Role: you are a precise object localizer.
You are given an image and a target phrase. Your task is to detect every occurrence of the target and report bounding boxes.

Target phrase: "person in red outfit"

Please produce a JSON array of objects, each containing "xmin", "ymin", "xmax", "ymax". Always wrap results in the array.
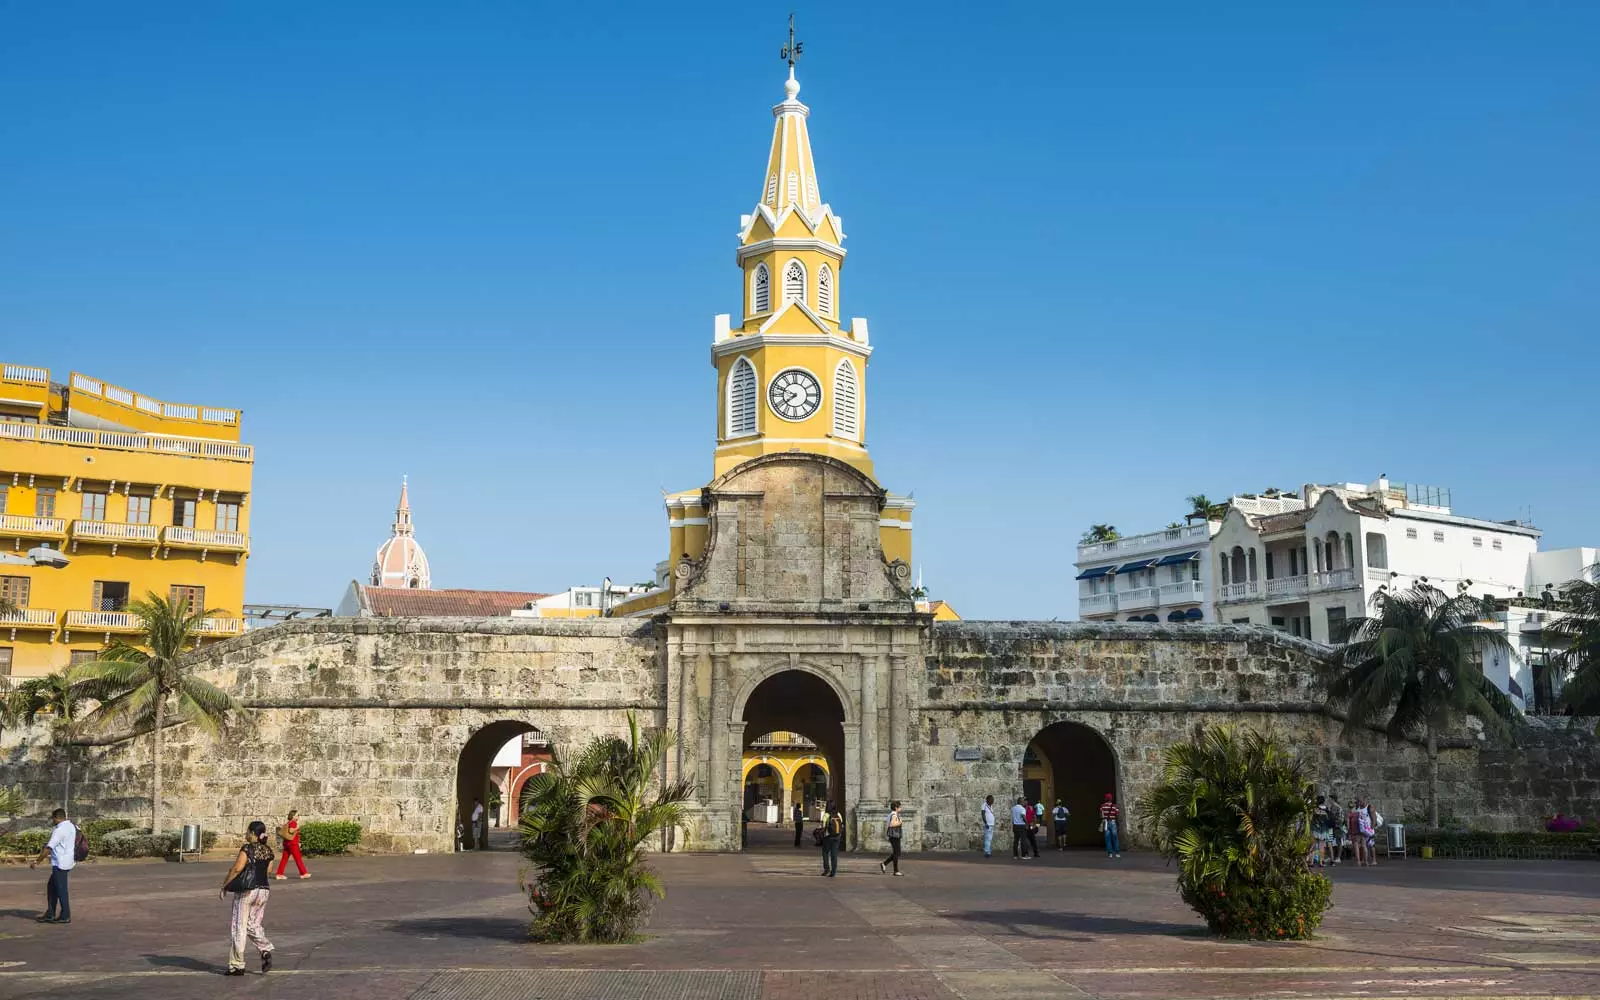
[{"xmin": 274, "ymin": 810, "xmax": 310, "ymax": 880}]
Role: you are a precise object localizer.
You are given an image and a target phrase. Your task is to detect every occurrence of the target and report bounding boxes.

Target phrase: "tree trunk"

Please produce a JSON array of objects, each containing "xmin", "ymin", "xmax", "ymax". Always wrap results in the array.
[
  {"xmin": 152, "ymin": 695, "xmax": 165, "ymax": 835},
  {"xmin": 1426, "ymin": 726, "xmax": 1439, "ymax": 828},
  {"xmin": 62, "ymin": 744, "xmax": 72, "ymax": 818}
]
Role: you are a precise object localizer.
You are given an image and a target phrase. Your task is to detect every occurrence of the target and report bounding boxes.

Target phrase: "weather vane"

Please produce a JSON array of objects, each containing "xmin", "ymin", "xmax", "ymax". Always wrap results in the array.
[{"xmin": 780, "ymin": 12, "xmax": 803, "ymax": 71}]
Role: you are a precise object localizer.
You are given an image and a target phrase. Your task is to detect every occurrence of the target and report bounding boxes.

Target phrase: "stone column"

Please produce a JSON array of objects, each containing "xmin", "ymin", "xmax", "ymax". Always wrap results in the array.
[
  {"xmin": 889, "ymin": 652, "xmax": 909, "ymax": 802},
  {"xmin": 841, "ymin": 721, "xmax": 861, "ymax": 849},
  {"xmin": 709, "ymin": 653, "xmax": 730, "ymax": 807},
  {"xmin": 858, "ymin": 653, "xmax": 881, "ymax": 808}
]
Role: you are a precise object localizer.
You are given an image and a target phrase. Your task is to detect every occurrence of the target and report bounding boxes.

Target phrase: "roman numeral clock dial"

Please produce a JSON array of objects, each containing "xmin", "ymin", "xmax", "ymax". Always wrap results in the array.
[{"xmin": 767, "ymin": 368, "xmax": 822, "ymax": 421}]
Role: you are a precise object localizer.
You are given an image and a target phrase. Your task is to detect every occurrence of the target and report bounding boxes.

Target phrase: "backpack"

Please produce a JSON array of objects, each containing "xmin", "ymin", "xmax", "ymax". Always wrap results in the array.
[
  {"xmin": 825, "ymin": 813, "xmax": 842, "ymax": 837},
  {"xmin": 73, "ymin": 827, "xmax": 89, "ymax": 863}
]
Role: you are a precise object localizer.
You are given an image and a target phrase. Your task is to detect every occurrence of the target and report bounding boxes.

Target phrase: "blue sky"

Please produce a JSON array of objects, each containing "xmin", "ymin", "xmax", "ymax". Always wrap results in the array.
[{"xmin": 2, "ymin": 2, "xmax": 1596, "ymax": 619}]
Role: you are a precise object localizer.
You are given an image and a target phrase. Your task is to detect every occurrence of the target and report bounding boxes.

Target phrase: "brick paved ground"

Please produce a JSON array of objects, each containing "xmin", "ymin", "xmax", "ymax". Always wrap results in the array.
[{"xmin": 2, "ymin": 840, "xmax": 1598, "ymax": 999}]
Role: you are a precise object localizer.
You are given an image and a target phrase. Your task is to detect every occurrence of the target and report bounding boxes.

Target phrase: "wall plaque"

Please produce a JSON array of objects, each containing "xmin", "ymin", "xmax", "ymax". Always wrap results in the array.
[{"xmin": 953, "ymin": 746, "xmax": 982, "ymax": 762}]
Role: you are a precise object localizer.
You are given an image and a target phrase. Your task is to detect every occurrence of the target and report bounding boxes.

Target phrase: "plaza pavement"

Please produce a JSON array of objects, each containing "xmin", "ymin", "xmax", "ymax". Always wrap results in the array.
[{"xmin": 2, "ymin": 830, "xmax": 1598, "ymax": 1000}]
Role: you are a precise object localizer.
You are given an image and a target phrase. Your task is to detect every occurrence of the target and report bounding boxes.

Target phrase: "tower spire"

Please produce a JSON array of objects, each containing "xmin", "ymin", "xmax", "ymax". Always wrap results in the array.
[
  {"xmin": 393, "ymin": 475, "xmax": 414, "ymax": 536},
  {"xmin": 758, "ymin": 14, "xmax": 820, "ymax": 213}
]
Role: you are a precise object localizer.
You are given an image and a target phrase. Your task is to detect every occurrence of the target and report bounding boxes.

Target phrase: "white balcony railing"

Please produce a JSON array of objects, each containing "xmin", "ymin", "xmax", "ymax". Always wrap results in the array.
[
  {"xmin": 0, "ymin": 421, "xmax": 252, "ymax": 461},
  {"xmin": 1077, "ymin": 523, "xmax": 1210, "ymax": 559},
  {"xmin": 1266, "ymin": 575, "xmax": 1309, "ymax": 599},
  {"xmin": 164, "ymin": 526, "xmax": 248, "ymax": 550},
  {"xmin": 0, "ymin": 513, "xmax": 67, "ymax": 536},
  {"xmin": 64, "ymin": 610, "xmax": 141, "ymax": 631},
  {"xmin": 1313, "ymin": 569, "xmax": 1358, "ymax": 591},
  {"xmin": 71, "ymin": 520, "xmax": 160, "ymax": 543},
  {"xmin": 1117, "ymin": 587, "xmax": 1158, "ymax": 610},
  {"xmin": 195, "ymin": 617, "xmax": 245, "ymax": 635},
  {"xmin": 1367, "ymin": 567, "xmax": 1391, "ymax": 581},
  {"xmin": 1158, "ymin": 580, "xmax": 1205, "ymax": 604},
  {"xmin": 1218, "ymin": 581, "xmax": 1260, "ymax": 602},
  {"xmin": 0, "ymin": 608, "xmax": 56, "ymax": 628},
  {"xmin": 2, "ymin": 364, "xmax": 49, "ymax": 385},
  {"xmin": 1079, "ymin": 593, "xmax": 1116, "ymax": 614}
]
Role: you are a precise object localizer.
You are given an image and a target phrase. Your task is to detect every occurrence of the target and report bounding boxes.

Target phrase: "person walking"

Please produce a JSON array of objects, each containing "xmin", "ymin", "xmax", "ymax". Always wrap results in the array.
[
  {"xmin": 471, "ymin": 798, "xmax": 486, "ymax": 850},
  {"xmin": 980, "ymin": 795, "xmax": 996, "ymax": 858},
  {"xmin": 31, "ymin": 808, "xmax": 78, "ymax": 925},
  {"xmin": 1310, "ymin": 794, "xmax": 1333, "ymax": 867},
  {"xmin": 1052, "ymin": 799, "xmax": 1070, "ymax": 851},
  {"xmin": 1010, "ymin": 796, "xmax": 1030, "ymax": 859},
  {"xmin": 219, "ymin": 820, "xmax": 276, "ymax": 976},
  {"xmin": 820, "ymin": 802, "xmax": 843, "ymax": 877},
  {"xmin": 1327, "ymin": 792, "xmax": 1345, "ymax": 865},
  {"xmin": 274, "ymin": 809, "xmax": 310, "ymax": 880},
  {"xmin": 1024, "ymin": 800, "xmax": 1042, "ymax": 860},
  {"xmin": 879, "ymin": 800, "xmax": 905, "ymax": 876},
  {"xmin": 1100, "ymin": 793, "xmax": 1122, "ymax": 858},
  {"xmin": 1362, "ymin": 799, "xmax": 1383, "ymax": 867},
  {"xmin": 793, "ymin": 801, "xmax": 805, "ymax": 848}
]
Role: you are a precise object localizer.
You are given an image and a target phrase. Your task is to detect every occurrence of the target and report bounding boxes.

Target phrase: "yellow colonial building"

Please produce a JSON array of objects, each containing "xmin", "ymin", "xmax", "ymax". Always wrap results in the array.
[
  {"xmin": 614, "ymin": 63, "xmax": 913, "ymax": 616},
  {"xmin": 0, "ymin": 363, "xmax": 252, "ymax": 677}
]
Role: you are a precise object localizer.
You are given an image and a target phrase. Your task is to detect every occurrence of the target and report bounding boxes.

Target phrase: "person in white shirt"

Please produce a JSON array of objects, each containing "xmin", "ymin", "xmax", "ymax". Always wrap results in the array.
[
  {"xmin": 1052, "ymin": 800, "xmax": 1070, "ymax": 851},
  {"xmin": 980, "ymin": 795, "xmax": 996, "ymax": 858},
  {"xmin": 31, "ymin": 808, "xmax": 77, "ymax": 924},
  {"xmin": 470, "ymin": 798, "xmax": 486, "ymax": 850},
  {"xmin": 1010, "ymin": 797, "xmax": 1032, "ymax": 859}
]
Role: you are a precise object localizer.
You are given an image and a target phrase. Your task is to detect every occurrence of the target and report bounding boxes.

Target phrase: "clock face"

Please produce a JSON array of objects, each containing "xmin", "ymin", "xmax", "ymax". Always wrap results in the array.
[{"xmin": 767, "ymin": 367, "xmax": 822, "ymax": 421}]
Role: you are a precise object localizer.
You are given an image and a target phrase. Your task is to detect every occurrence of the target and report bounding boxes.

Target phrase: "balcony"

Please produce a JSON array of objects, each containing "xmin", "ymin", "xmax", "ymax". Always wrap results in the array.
[
  {"xmin": 0, "ymin": 513, "xmax": 68, "ymax": 541},
  {"xmin": 1266, "ymin": 575, "xmax": 1309, "ymax": 600},
  {"xmin": 195, "ymin": 617, "xmax": 245, "ymax": 636},
  {"xmin": 0, "ymin": 608, "xmax": 57, "ymax": 632},
  {"xmin": 1367, "ymin": 567, "xmax": 1392, "ymax": 582},
  {"xmin": 70, "ymin": 519, "xmax": 160, "ymax": 550},
  {"xmin": 163, "ymin": 526, "xmax": 248, "ymax": 561},
  {"xmin": 1117, "ymin": 587, "xmax": 1157, "ymax": 610},
  {"xmin": 1218, "ymin": 581, "xmax": 1260, "ymax": 602},
  {"xmin": 1313, "ymin": 569, "xmax": 1358, "ymax": 591},
  {"xmin": 63, "ymin": 609, "xmax": 143, "ymax": 637},
  {"xmin": 0, "ymin": 421, "xmax": 252, "ymax": 462},
  {"xmin": 1158, "ymin": 580, "xmax": 1205, "ymax": 605},
  {"xmin": 1080, "ymin": 593, "xmax": 1117, "ymax": 615},
  {"xmin": 68, "ymin": 371, "xmax": 242, "ymax": 441},
  {"xmin": 1078, "ymin": 523, "xmax": 1210, "ymax": 560}
]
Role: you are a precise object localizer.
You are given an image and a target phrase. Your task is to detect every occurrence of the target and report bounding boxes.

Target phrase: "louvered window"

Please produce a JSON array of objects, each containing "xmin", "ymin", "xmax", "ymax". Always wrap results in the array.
[
  {"xmin": 752, "ymin": 264, "xmax": 770, "ymax": 314},
  {"xmin": 832, "ymin": 361, "xmax": 859, "ymax": 439},
  {"xmin": 787, "ymin": 171, "xmax": 799, "ymax": 204},
  {"xmin": 806, "ymin": 174, "xmax": 818, "ymax": 205},
  {"xmin": 783, "ymin": 260, "xmax": 805, "ymax": 304},
  {"xmin": 817, "ymin": 264, "xmax": 834, "ymax": 317},
  {"xmin": 728, "ymin": 358, "xmax": 757, "ymax": 437},
  {"xmin": 765, "ymin": 174, "xmax": 778, "ymax": 206}
]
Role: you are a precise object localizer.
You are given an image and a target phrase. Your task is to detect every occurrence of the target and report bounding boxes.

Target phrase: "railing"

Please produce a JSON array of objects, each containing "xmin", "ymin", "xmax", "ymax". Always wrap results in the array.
[
  {"xmin": 1117, "ymin": 587, "xmax": 1157, "ymax": 610},
  {"xmin": 1313, "ymin": 569, "xmax": 1357, "ymax": 591},
  {"xmin": 1367, "ymin": 567, "xmax": 1391, "ymax": 581},
  {"xmin": 2, "ymin": 363, "xmax": 49, "ymax": 385},
  {"xmin": 1079, "ymin": 593, "xmax": 1116, "ymax": 614},
  {"xmin": 0, "ymin": 513, "xmax": 67, "ymax": 536},
  {"xmin": 70, "ymin": 520, "xmax": 160, "ymax": 543},
  {"xmin": 1158, "ymin": 580, "xmax": 1205, "ymax": 604},
  {"xmin": 0, "ymin": 608, "xmax": 56, "ymax": 627},
  {"xmin": 164, "ymin": 526, "xmax": 248, "ymax": 549},
  {"xmin": 1077, "ymin": 523, "xmax": 1210, "ymax": 559},
  {"xmin": 1266, "ymin": 575, "xmax": 1309, "ymax": 599},
  {"xmin": 1218, "ymin": 581, "xmax": 1259, "ymax": 602},
  {"xmin": 0, "ymin": 421, "xmax": 252, "ymax": 461},
  {"xmin": 64, "ymin": 610, "xmax": 141, "ymax": 631},
  {"xmin": 195, "ymin": 617, "xmax": 245, "ymax": 635},
  {"xmin": 69, "ymin": 371, "xmax": 238, "ymax": 427}
]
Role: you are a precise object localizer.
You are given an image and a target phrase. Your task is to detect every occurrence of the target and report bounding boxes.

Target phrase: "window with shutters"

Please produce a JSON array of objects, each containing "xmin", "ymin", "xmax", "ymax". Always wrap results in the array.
[
  {"xmin": 127, "ymin": 494, "xmax": 152, "ymax": 524},
  {"xmin": 169, "ymin": 584, "xmax": 206, "ymax": 612},
  {"xmin": 0, "ymin": 484, "xmax": 8, "ymax": 513},
  {"xmin": 817, "ymin": 264, "xmax": 834, "ymax": 317},
  {"xmin": 173, "ymin": 496, "xmax": 197, "ymax": 528},
  {"xmin": 92, "ymin": 581, "xmax": 129, "ymax": 612},
  {"xmin": 782, "ymin": 259, "xmax": 805, "ymax": 304},
  {"xmin": 751, "ymin": 264, "xmax": 771, "ymax": 314},
  {"xmin": 727, "ymin": 358, "xmax": 757, "ymax": 438},
  {"xmin": 35, "ymin": 488, "xmax": 56, "ymax": 518},
  {"xmin": 832, "ymin": 360, "xmax": 859, "ymax": 439},
  {"xmin": 765, "ymin": 173, "xmax": 778, "ymax": 206},
  {"xmin": 787, "ymin": 171, "xmax": 798, "ymax": 204},
  {"xmin": 806, "ymin": 174, "xmax": 818, "ymax": 205},
  {"xmin": 68, "ymin": 649, "xmax": 98, "ymax": 667},
  {"xmin": 81, "ymin": 491, "xmax": 107, "ymax": 522},
  {"xmin": 0, "ymin": 576, "xmax": 29, "ymax": 609},
  {"xmin": 215, "ymin": 502, "xmax": 240, "ymax": 533},
  {"xmin": 0, "ymin": 647, "xmax": 11, "ymax": 676}
]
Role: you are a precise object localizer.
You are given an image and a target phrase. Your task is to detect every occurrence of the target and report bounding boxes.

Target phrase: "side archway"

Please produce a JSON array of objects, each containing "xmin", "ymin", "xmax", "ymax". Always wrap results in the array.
[
  {"xmin": 1024, "ymin": 720, "xmax": 1120, "ymax": 848},
  {"xmin": 455, "ymin": 720, "xmax": 542, "ymax": 851}
]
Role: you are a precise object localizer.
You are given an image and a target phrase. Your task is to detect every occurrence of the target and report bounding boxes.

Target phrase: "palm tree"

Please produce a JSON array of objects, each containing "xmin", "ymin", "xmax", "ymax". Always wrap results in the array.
[
  {"xmin": 1328, "ymin": 583, "xmax": 1519, "ymax": 827},
  {"xmin": 8, "ymin": 668, "xmax": 98, "ymax": 814},
  {"xmin": 77, "ymin": 593, "xmax": 241, "ymax": 834},
  {"xmin": 518, "ymin": 712, "xmax": 694, "ymax": 942},
  {"xmin": 1545, "ymin": 571, "xmax": 1600, "ymax": 714},
  {"xmin": 1184, "ymin": 495, "xmax": 1227, "ymax": 523},
  {"xmin": 1080, "ymin": 524, "xmax": 1119, "ymax": 545}
]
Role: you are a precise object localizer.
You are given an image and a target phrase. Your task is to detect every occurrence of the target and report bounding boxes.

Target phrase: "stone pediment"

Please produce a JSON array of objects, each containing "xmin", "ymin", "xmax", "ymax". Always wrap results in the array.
[{"xmin": 673, "ymin": 453, "xmax": 914, "ymax": 612}]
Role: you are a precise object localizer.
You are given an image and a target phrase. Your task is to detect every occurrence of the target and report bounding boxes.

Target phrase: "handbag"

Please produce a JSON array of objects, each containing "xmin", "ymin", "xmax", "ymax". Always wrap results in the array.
[
  {"xmin": 224, "ymin": 848, "xmax": 260, "ymax": 894},
  {"xmin": 1098, "ymin": 819, "xmax": 1107, "ymax": 834}
]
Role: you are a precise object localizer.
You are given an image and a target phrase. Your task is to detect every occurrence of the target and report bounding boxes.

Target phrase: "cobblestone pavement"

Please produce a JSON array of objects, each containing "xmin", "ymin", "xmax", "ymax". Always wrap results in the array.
[{"xmin": 2, "ymin": 844, "xmax": 1598, "ymax": 999}]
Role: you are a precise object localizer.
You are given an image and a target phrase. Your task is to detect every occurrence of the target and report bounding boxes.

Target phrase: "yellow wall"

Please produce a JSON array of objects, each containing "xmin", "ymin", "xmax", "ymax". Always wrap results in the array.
[{"xmin": 1, "ymin": 363, "xmax": 252, "ymax": 677}]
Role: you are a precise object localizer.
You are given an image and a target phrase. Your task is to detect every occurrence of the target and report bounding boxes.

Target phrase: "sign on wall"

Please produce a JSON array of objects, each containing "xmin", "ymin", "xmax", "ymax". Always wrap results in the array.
[{"xmin": 953, "ymin": 746, "xmax": 982, "ymax": 762}]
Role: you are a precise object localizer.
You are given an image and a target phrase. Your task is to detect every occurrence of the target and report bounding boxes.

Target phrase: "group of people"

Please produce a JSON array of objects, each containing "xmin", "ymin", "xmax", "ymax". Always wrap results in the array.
[
  {"xmin": 979, "ymin": 792, "xmax": 1122, "ymax": 859},
  {"xmin": 28, "ymin": 808, "xmax": 312, "ymax": 977},
  {"xmin": 1310, "ymin": 793, "xmax": 1385, "ymax": 868}
]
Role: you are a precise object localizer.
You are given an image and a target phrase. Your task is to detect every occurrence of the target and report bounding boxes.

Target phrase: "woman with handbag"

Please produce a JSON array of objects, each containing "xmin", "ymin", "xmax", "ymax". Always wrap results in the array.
[
  {"xmin": 878, "ymin": 800, "xmax": 905, "ymax": 876},
  {"xmin": 219, "ymin": 820, "xmax": 276, "ymax": 976}
]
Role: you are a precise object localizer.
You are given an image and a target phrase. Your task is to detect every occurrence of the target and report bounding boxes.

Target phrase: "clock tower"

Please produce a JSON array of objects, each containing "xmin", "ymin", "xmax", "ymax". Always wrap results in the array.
[{"xmin": 711, "ymin": 61, "xmax": 874, "ymax": 479}]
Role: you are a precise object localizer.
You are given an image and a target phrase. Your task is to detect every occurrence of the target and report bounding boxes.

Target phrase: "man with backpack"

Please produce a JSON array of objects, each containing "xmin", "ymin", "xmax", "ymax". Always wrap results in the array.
[
  {"xmin": 820, "ymin": 802, "xmax": 844, "ymax": 876},
  {"xmin": 31, "ymin": 808, "xmax": 82, "ymax": 924},
  {"xmin": 1052, "ymin": 799, "xmax": 1070, "ymax": 851}
]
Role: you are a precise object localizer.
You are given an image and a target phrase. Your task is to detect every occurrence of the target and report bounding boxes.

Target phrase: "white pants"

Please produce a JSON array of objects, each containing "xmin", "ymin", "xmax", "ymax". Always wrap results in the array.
[{"xmin": 228, "ymin": 888, "xmax": 273, "ymax": 970}]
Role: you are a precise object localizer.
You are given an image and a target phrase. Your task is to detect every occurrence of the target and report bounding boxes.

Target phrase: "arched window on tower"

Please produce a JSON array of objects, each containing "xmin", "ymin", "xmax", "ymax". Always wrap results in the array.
[
  {"xmin": 787, "ymin": 171, "xmax": 799, "ymax": 204},
  {"xmin": 817, "ymin": 264, "xmax": 834, "ymax": 317},
  {"xmin": 765, "ymin": 174, "xmax": 778, "ymax": 207},
  {"xmin": 832, "ymin": 359, "xmax": 859, "ymax": 440},
  {"xmin": 751, "ymin": 263, "xmax": 771, "ymax": 314},
  {"xmin": 783, "ymin": 259, "xmax": 805, "ymax": 305},
  {"xmin": 728, "ymin": 357, "xmax": 757, "ymax": 438}
]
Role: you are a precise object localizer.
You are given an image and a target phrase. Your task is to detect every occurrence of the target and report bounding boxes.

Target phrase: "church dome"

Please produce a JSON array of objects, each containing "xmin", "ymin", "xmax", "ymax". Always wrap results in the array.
[{"xmin": 371, "ymin": 477, "xmax": 432, "ymax": 590}]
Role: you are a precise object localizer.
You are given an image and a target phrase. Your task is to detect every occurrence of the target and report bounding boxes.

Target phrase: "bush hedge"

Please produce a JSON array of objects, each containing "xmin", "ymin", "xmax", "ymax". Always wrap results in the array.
[
  {"xmin": 99, "ymin": 828, "xmax": 219, "ymax": 858},
  {"xmin": 1181, "ymin": 872, "xmax": 1334, "ymax": 939},
  {"xmin": 82, "ymin": 818, "xmax": 136, "ymax": 854},
  {"xmin": 1419, "ymin": 830, "xmax": 1599, "ymax": 860},
  {"xmin": 1, "ymin": 827, "xmax": 52, "ymax": 856},
  {"xmin": 298, "ymin": 821, "xmax": 362, "ymax": 855}
]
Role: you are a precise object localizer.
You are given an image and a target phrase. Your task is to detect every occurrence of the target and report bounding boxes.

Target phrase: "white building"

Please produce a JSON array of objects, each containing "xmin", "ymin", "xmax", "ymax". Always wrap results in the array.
[{"xmin": 1474, "ymin": 548, "xmax": 1599, "ymax": 713}]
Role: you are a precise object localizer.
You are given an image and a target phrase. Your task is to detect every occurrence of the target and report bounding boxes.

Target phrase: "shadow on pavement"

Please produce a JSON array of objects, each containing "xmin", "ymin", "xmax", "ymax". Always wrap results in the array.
[
  {"xmin": 142, "ymin": 954, "xmax": 223, "ymax": 973},
  {"xmin": 951, "ymin": 909, "xmax": 1199, "ymax": 938},
  {"xmin": 385, "ymin": 916, "xmax": 529, "ymax": 941}
]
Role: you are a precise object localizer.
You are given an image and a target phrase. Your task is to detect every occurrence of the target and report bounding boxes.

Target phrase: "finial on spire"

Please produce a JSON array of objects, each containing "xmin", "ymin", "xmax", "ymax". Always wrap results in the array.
[{"xmin": 780, "ymin": 12, "xmax": 803, "ymax": 97}]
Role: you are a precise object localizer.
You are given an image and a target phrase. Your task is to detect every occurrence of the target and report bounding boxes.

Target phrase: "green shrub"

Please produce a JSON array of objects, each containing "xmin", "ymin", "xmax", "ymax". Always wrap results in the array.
[
  {"xmin": 95, "ymin": 828, "xmax": 215, "ymax": 858},
  {"xmin": 297, "ymin": 820, "xmax": 362, "ymax": 855},
  {"xmin": 1, "ymin": 827, "xmax": 52, "ymax": 856},
  {"xmin": 1420, "ymin": 830, "xmax": 1599, "ymax": 860},
  {"xmin": 82, "ymin": 818, "xmax": 136, "ymax": 854},
  {"xmin": 1141, "ymin": 724, "xmax": 1332, "ymax": 940}
]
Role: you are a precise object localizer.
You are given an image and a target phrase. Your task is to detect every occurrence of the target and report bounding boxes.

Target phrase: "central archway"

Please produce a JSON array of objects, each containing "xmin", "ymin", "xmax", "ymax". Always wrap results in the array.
[
  {"xmin": 739, "ymin": 669, "xmax": 848, "ymax": 851},
  {"xmin": 1023, "ymin": 721, "xmax": 1120, "ymax": 848}
]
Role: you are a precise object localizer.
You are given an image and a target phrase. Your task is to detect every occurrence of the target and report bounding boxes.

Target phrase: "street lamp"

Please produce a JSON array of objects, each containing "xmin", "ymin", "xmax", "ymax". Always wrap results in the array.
[{"xmin": 0, "ymin": 546, "xmax": 71, "ymax": 569}]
